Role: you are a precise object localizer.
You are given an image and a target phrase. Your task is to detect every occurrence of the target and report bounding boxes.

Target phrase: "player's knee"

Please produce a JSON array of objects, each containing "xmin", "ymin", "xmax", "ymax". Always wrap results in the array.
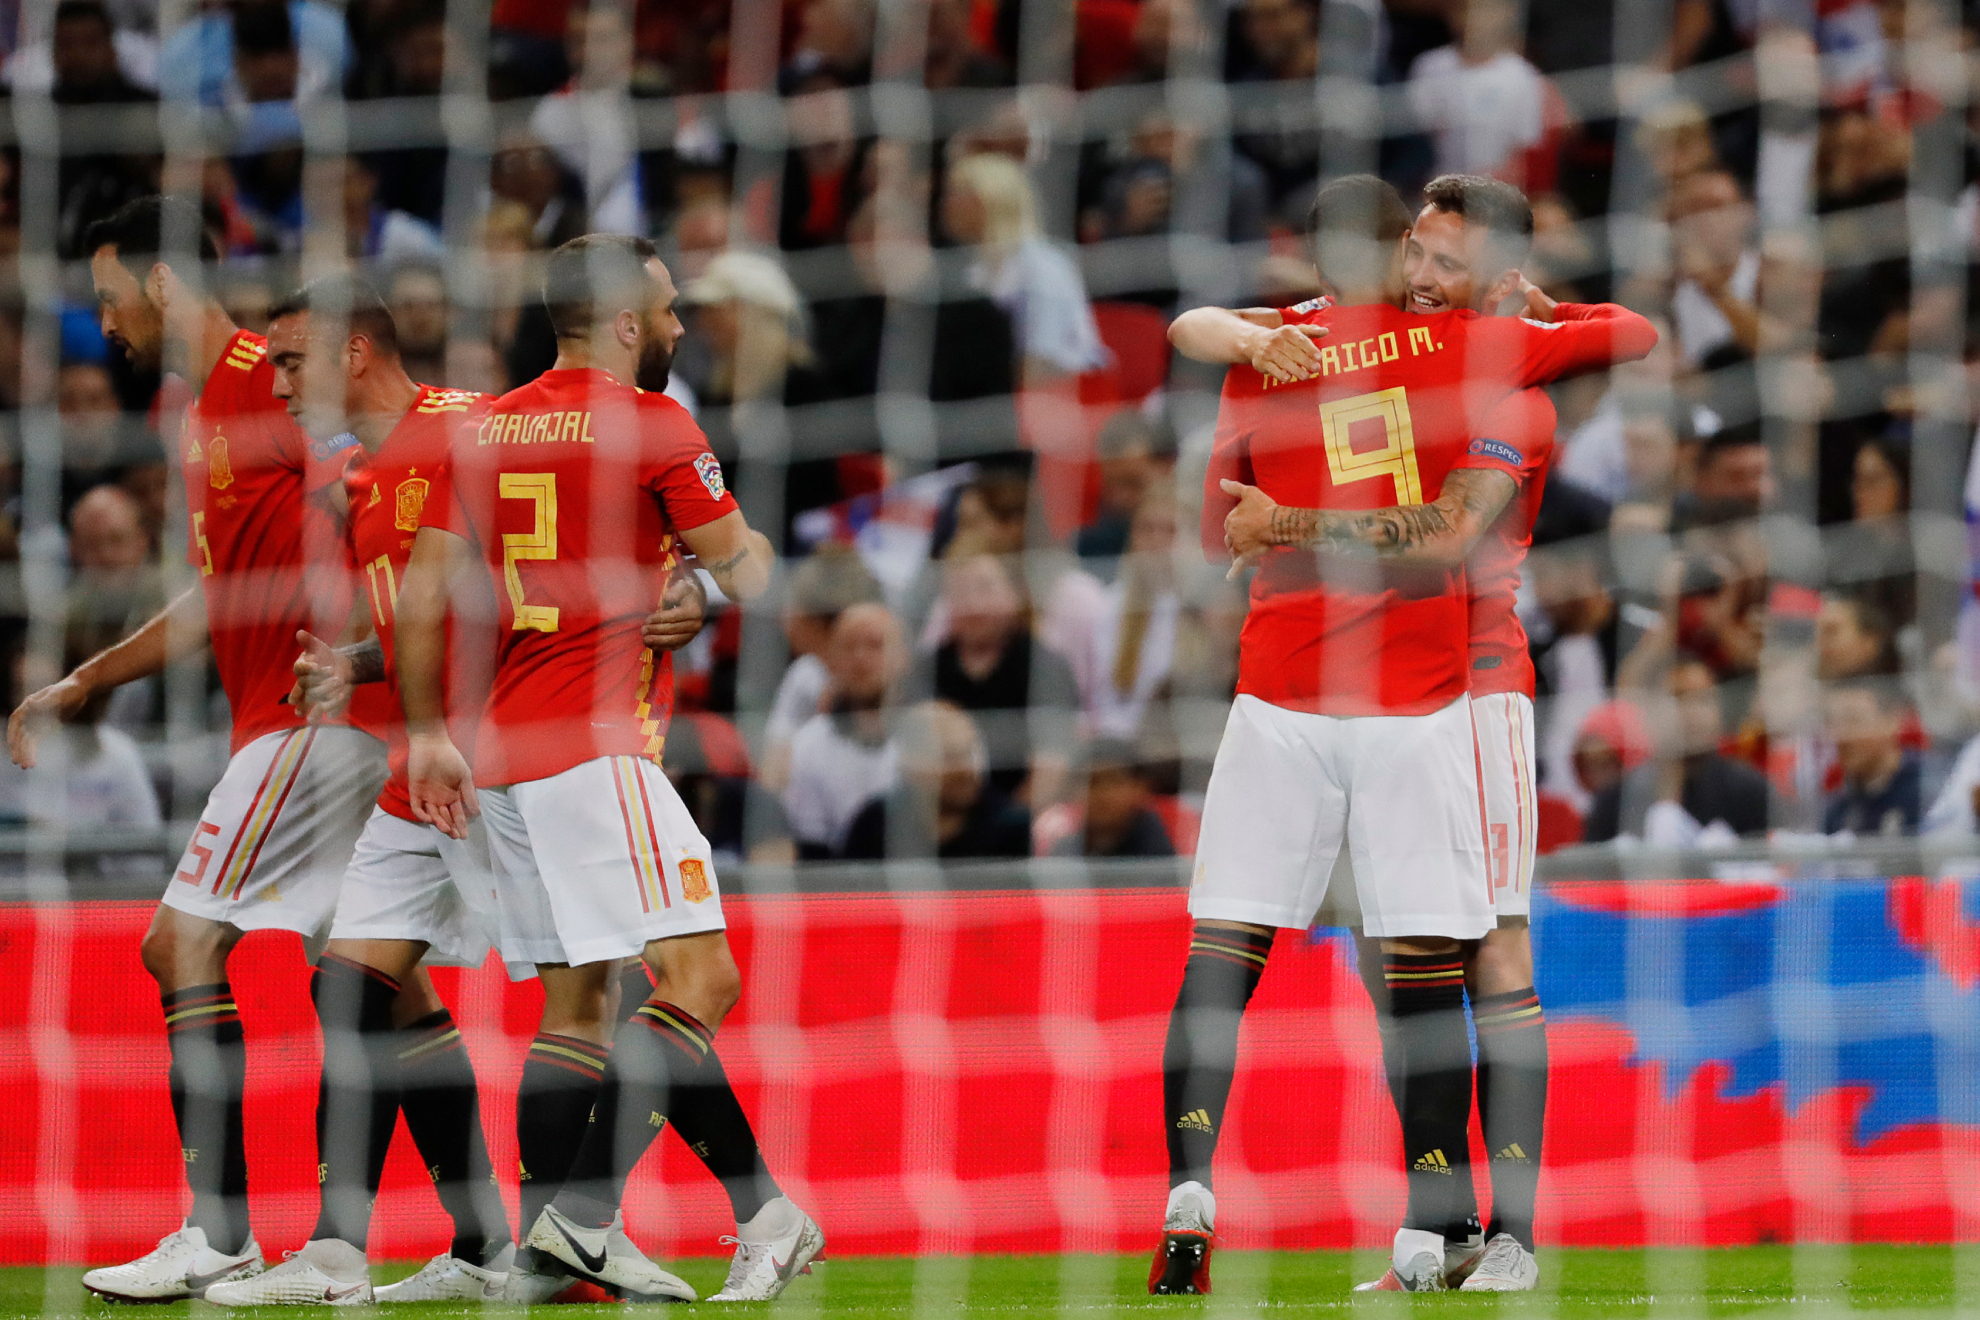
[
  {"xmin": 140, "ymin": 913, "xmax": 229, "ymax": 988},
  {"xmin": 1472, "ymin": 922, "xmax": 1534, "ymax": 994},
  {"xmin": 1378, "ymin": 935, "xmax": 1460, "ymax": 956}
]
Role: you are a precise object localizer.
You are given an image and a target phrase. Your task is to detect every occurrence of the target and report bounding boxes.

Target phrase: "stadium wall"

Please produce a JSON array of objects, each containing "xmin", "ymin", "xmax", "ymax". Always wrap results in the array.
[{"xmin": 4, "ymin": 878, "xmax": 1980, "ymax": 1265}]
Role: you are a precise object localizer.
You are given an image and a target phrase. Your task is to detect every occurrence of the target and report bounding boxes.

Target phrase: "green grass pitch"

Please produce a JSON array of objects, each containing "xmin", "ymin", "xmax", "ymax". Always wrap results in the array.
[{"xmin": 0, "ymin": 1247, "xmax": 1972, "ymax": 1317}]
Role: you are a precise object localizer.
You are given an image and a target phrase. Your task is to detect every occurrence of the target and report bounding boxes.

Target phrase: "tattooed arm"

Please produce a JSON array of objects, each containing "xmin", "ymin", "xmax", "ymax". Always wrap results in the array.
[
  {"xmin": 1220, "ymin": 468, "xmax": 1519, "ymax": 576},
  {"xmin": 678, "ymin": 508, "xmax": 776, "ymax": 602}
]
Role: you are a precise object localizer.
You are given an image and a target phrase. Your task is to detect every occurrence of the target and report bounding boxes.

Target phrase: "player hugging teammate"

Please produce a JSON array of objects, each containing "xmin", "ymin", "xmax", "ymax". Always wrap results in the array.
[
  {"xmin": 1153, "ymin": 174, "xmax": 1656, "ymax": 1294},
  {"xmin": 16, "ymin": 197, "xmax": 820, "ymax": 1306}
]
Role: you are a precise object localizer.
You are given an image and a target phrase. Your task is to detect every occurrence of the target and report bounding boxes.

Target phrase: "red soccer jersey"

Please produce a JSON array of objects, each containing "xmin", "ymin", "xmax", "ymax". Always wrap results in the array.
[
  {"xmin": 1202, "ymin": 301, "xmax": 1653, "ymax": 716},
  {"xmin": 181, "ymin": 329, "xmax": 392, "ymax": 753},
  {"xmin": 343, "ymin": 385, "xmax": 490, "ymax": 821},
  {"xmin": 1466, "ymin": 388, "xmax": 1556, "ymax": 699},
  {"xmin": 423, "ymin": 367, "xmax": 740, "ymax": 786}
]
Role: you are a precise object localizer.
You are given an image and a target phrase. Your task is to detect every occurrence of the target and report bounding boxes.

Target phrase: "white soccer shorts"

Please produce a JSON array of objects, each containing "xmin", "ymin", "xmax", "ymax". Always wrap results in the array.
[
  {"xmin": 1472, "ymin": 691, "xmax": 1537, "ymax": 920},
  {"xmin": 161, "ymin": 725, "xmax": 389, "ymax": 942},
  {"xmin": 327, "ymin": 807, "xmax": 499, "ymax": 967},
  {"xmin": 479, "ymin": 754, "xmax": 726, "ymax": 978},
  {"xmin": 1190, "ymin": 693, "xmax": 1494, "ymax": 940}
]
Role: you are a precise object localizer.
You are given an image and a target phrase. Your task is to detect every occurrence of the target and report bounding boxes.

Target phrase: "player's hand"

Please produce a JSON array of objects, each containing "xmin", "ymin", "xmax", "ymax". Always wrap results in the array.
[
  {"xmin": 1220, "ymin": 478, "xmax": 1281, "ymax": 579},
  {"xmin": 407, "ymin": 729, "xmax": 479, "ymax": 840},
  {"xmin": 289, "ymin": 630, "xmax": 353, "ymax": 724},
  {"xmin": 642, "ymin": 571, "xmax": 708, "ymax": 653},
  {"xmin": 1244, "ymin": 322, "xmax": 1329, "ymax": 384},
  {"xmin": 1517, "ymin": 275, "xmax": 1560, "ymax": 322},
  {"xmin": 7, "ymin": 676, "xmax": 91, "ymax": 768}
]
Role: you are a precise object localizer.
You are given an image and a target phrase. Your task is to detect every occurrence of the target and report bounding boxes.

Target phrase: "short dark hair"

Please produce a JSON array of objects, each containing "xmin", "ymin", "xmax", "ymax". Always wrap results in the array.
[
  {"xmin": 54, "ymin": 1, "xmax": 112, "ymax": 32},
  {"xmin": 1699, "ymin": 421, "xmax": 1765, "ymax": 465},
  {"xmin": 231, "ymin": 0, "xmax": 295, "ymax": 58},
  {"xmin": 1826, "ymin": 589, "xmax": 1894, "ymax": 643},
  {"xmin": 1829, "ymin": 673, "xmax": 1908, "ymax": 714},
  {"xmin": 83, "ymin": 195, "xmax": 219, "ymax": 278},
  {"xmin": 543, "ymin": 233, "xmax": 659, "ymax": 339},
  {"xmin": 1305, "ymin": 174, "xmax": 1412, "ymax": 289},
  {"xmin": 1420, "ymin": 174, "xmax": 1535, "ymax": 253},
  {"xmin": 268, "ymin": 272, "xmax": 400, "ymax": 356}
]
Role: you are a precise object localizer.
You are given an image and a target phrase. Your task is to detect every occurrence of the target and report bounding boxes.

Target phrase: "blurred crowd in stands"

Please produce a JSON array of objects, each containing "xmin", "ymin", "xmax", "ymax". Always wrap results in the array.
[{"xmin": 0, "ymin": 0, "xmax": 1977, "ymax": 869}]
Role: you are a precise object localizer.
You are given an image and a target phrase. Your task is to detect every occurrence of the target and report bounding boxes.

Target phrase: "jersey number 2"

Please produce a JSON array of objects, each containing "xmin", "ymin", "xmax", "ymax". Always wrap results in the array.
[
  {"xmin": 499, "ymin": 473, "xmax": 560, "ymax": 633},
  {"xmin": 1320, "ymin": 387, "xmax": 1423, "ymax": 504}
]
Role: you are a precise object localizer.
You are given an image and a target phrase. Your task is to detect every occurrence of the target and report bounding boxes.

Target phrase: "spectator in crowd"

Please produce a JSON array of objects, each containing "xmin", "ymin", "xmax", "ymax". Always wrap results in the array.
[
  {"xmin": 762, "ymin": 545, "xmax": 886, "ymax": 790},
  {"xmin": 873, "ymin": 0, "xmax": 1010, "ymax": 89},
  {"xmin": 1530, "ymin": 523, "xmax": 1636, "ymax": 808},
  {"xmin": 1050, "ymin": 739, "xmax": 1177, "ymax": 858},
  {"xmin": 665, "ymin": 711, "xmax": 796, "ymax": 864},
  {"xmin": 489, "ymin": 133, "xmax": 587, "ymax": 250},
  {"xmin": 1829, "ymin": 434, "xmax": 1915, "ymax": 625},
  {"xmin": 842, "ymin": 700, "xmax": 1031, "ymax": 860},
  {"xmin": 943, "ymin": 151, "xmax": 1109, "ymax": 381},
  {"xmin": 1076, "ymin": 410, "xmax": 1177, "ymax": 566},
  {"xmin": 906, "ymin": 552, "xmax": 1080, "ymax": 804},
  {"xmin": 0, "ymin": 632, "xmax": 162, "ymax": 861},
  {"xmin": 782, "ymin": 0, "xmax": 877, "ymax": 89},
  {"xmin": 384, "ymin": 261, "xmax": 449, "ymax": 384},
  {"xmin": 158, "ymin": 0, "xmax": 349, "ymax": 110},
  {"xmin": 69, "ymin": 483, "xmax": 150, "ymax": 584},
  {"xmin": 1636, "ymin": 100, "xmax": 1722, "ymax": 194},
  {"xmin": 1570, "ymin": 699, "xmax": 1654, "ymax": 806},
  {"xmin": 1234, "ymin": 0, "xmax": 1320, "ymax": 82},
  {"xmin": 528, "ymin": 1, "xmax": 650, "ymax": 235},
  {"xmin": 1666, "ymin": 169, "xmax": 1761, "ymax": 366},
  {"xmin": 784, "ymin": 601, "xmax": 906, "ymax": 858},
  {"xmin": 330, "ymin": 154, "xmax": 443, "ymax": 262},
  {"xmin": 45, "ymin": 0, "xmax": 158, "ymax": 260},
  {"xmin": 776, "ymin": 74, "xmax": 869, "ymax": 251},
  {"xmin": 1823, "ymin": 677, "xmax": 1922, "ymax": 836},
  {"xmin": 7, "ymin": 0, "xmax": 157, "ymax": 94},
  {"xmin": 1816, "ymin": 590, "xmax": 1898, "ymax": 680},
  {"xmin": 1677, "ymin": 422, "xmax": 1773, "ymax": 525},
  {"xmin": 1078, "ymin": 110, "xmax": 1271, "ymax": 257},
  {"xmin": 349, "ymin": 0, "xmax": 448, "ymax": 223},
  {"xmin": 1733, "ymin": 640, "xmax": 1831, "ymax": 831},
  {"xmin": 1405, "ymin": 0, "xmax": 1556, "ymax": 188},
  {"xmin": 1081, "ymin": 486, "xmax": 1181, "ymax": 741},
  {"xmin": 58, "ymin": 361, "xmax": 127, "ymax": 490},
  {"xmin": 1584, "ymin": 653, "xmax": 1771, "ymax": 844},
  {"xmin": 679, "ymin": 250, "xmax": 825, "ymax": 408}
]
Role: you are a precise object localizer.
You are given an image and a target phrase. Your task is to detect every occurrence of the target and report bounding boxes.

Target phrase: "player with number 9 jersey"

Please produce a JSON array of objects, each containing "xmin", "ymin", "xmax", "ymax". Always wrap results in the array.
[{"xmin": 1192, "ymin": 296, "xmax": 1653, "ymax": 941}]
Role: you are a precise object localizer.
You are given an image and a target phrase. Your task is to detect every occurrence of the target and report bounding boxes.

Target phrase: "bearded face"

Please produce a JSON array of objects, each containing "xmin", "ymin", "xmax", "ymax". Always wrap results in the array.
[{"xmin": 634, "ymin": 311, "xmax": 675, "ymax": 392}]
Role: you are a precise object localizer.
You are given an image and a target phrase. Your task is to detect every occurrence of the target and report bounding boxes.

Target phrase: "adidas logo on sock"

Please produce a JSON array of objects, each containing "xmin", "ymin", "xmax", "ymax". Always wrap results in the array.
[
  {"xmin": 1412, "ymin": 1149, "xmax": 1454, "ymax": 1175},
  {"xmin": 1175, "ymin": 1109, "xmax": 1214, "ymax": 1133},
  {"xmin": 1496, "ymin": 1143, "xmax": 1529, "ymax": 1162}
]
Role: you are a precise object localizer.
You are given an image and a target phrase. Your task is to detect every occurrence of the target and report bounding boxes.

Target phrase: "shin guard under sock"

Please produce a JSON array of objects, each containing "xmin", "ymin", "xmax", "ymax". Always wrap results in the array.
[
  {"xmin": 309, "ymin": 955, "xmax": 403, "ymax": 1250},
  {"xmin": 1473, "ymin": 986, "xmax": 1547, "ymax": 1250},
  {"xmin": 397, "ymin": 1010, "xmax": 512, "ymax": 1263},
  {"xmin": 1383, "ymin": 950, "xmax": 1475, "ymax": 1238},
  {"xmin": 163, "ymin": 983, "xmax": 250, "ymax": 1255},
  {"xmin": 1162, "ymin": 924, "xmax": 1275, "ymax": 1190}
]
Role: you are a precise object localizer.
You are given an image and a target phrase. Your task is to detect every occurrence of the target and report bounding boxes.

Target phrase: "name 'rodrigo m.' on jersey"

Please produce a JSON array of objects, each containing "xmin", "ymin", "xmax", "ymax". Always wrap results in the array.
[{"xmin": 1202, "ymin": 301, "xmax": 1653, "ymax": 716}]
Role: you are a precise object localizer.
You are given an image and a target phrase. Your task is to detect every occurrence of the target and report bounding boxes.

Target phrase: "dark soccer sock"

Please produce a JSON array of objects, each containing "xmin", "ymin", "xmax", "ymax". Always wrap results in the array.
[
  {"xmin": 1356, "ymin": 937, "xmax": 1479, "ymax": 1241},
  {"xmin": 1383, "ymin": 950, "xmax": 1476, "ymax": 1240},
  {"xmin": 1162, "ymin": 924, "xmax": 1275, "ymax": 1191},
  {"xmin": 517, "ymin": 1032, "xmax": 609, "ymax": 1237},
  {"xmin": 551, "ymin": 1001, "xmax": 711, "ymax": 1230},
  {"xmin": 309, "ymin": 954, "xmax": 404, "ymax": 1251},
  {"xmin": 162, "ymin": 983, "xmax": 250, "ymax": 1256},
  {"xmin": 614, "ymin": 951, "xmax": 779, "ymax": 1222},
  {"xmin": 397, "ymin": 1010, "xmax": 512, "ymax": 1264},
  {"xmin": 1473, "ymin": 986, "xmax": 1547, "ymax": 1250}
]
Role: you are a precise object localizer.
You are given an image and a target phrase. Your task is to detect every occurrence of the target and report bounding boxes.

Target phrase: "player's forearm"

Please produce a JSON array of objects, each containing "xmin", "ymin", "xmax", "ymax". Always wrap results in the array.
[
  {"xmin": 335, "ymin": 636, "xmax": 387, "ymax": 685},
  {"xmin": 72, "ymin": 585, "xmax": 205, "ymax": 693},
  {"xmin": 1549, "ymin": 302, "xmax": 1660, "ymax": 367},
  {"xmin": 395, "ymin": 532, "xmax": 456, "ymax": 729},
  {"xmin": 1266, "ymin": 470, "xmax": 1516, "ymax": 567},
  {"xmin": 704, "ymin": 529, "xmax": 775, "ymax": 602},
  {"xmin": 1168, "ymin": 307, "xmax": 1280, "ymax": 365}
]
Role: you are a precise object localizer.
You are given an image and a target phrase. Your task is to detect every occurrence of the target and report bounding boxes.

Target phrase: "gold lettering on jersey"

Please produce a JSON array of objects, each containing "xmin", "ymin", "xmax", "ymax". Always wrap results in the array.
[
  {"xmin": 1320, "ymin": 387, "xmax": 1423, "ymax": 504},
  {"xmin": 395, "ymin": 477, "xmax": 430, "ymax": 532},
  {"xmin": 207, "ymin": 434, "xmax": 234, "ymax": 489},
  {"xmin": 1319, "ymin": 345, "xmax": 1341, "ymax": 375},
  {"xmin": 1378, "ymin": 331, "xmax": 1400, "ymax": 362},
  {"xmin": 1408, "ymin": 326, "xmax": 1437, "ymax": 355},
  {"xmin": 477, "ymin": 410, "xmax": 598, "ymax": 445}
]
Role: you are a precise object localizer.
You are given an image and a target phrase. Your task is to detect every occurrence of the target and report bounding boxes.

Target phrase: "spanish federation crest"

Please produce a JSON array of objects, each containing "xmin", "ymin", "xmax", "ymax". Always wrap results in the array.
[
  {"xmin": 678, "ymin": 857, "xmax": 712, "ymax": 903},
  {"xmin": 207, "ymin": 434, "xmax": 233, "ymax": 490},
  {"xmin": 395, "ymin": 476, "xmax": 430, "ymax": 532},
  {"xmin": 693, "ymin": 452, "xmax": 726, "ymax": 501}
]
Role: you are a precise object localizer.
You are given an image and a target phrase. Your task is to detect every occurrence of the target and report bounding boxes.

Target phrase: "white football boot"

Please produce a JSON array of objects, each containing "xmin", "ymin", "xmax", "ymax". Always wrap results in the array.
[
  {"xmin": 203, "ymin": 1238, "xmax": 371, "ymax": 1307},
  {"xmin": 1390, "ymin": 1227, "xmax": 1448, "ymax": 1292},
  {"xmin": 523, "ymin": 1204, "xmax": 696, "ymax": 1302},
  {"xmin": 81, "ymin": 1224, "xmax": 263, "ymax": 1302},
  {"xmin": 1355, "ymin": 1223, "xmax": 1485, "ymax": 1291},
  {"xmin": 373, "ymin": 1244, "xmax": 514, "ymax": 1302},
  {"xmin": 1459, "ymin": 1232, "xmax": 1541, "ymax": 1291},
  {"xmin": 708, "ymin": 1197, "xmax": 826, "ymax": 1301}
]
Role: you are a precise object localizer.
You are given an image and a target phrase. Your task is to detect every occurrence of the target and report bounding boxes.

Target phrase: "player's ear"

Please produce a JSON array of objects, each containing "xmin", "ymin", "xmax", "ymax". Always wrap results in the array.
[
  {"xmin": 1488, "ymin": 267, "xmax": 1524, "ymax": 310},
  {"xmin": 616, "ymin": 307, "xmax": 641, "ymax": 351},
  {"xmin": 145, "ymin": 261, "xmax": 171, "ymax": 307}
]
